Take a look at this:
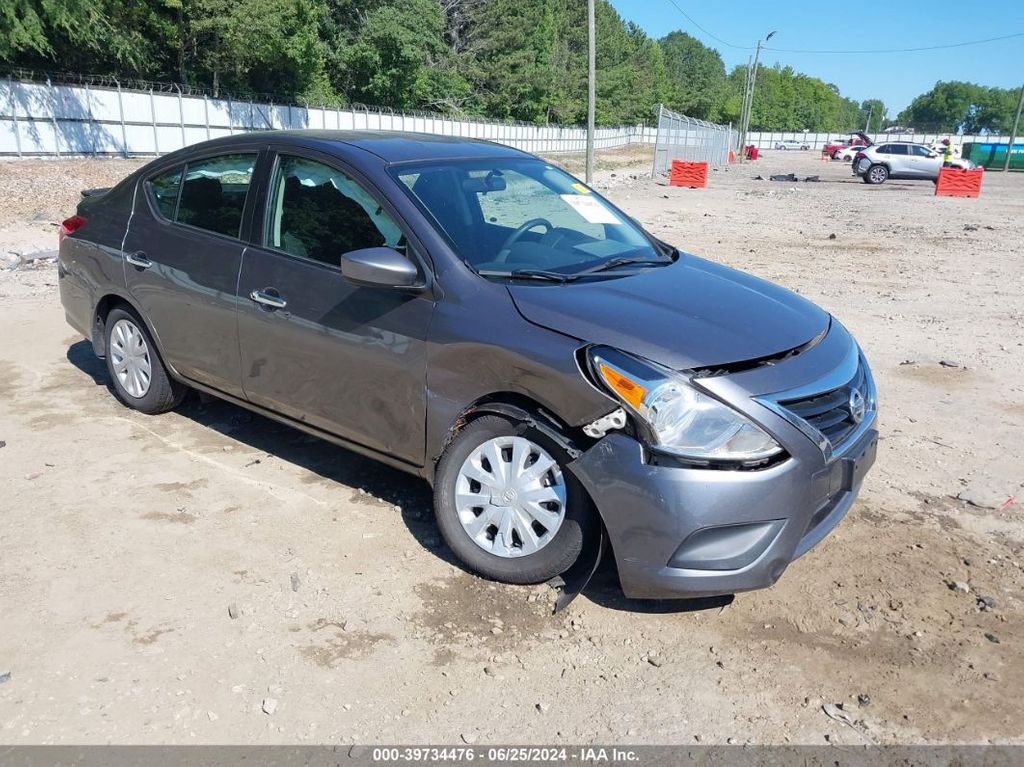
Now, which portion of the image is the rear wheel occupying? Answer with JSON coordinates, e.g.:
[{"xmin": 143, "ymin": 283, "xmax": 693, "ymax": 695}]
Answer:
[
  {"xmin": 434, "ymin": 415, "xmax": 594, "ymax": 584},
  {"xmin": 104, "ymin": 306, "xmax": 185, "ymax": 414},
  {"xmin": 864, "ymin": 164, "xmax": 889, "ymax": 184}
]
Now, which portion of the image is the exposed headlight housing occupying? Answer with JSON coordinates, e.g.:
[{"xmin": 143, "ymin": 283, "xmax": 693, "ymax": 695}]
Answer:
[{"xmin": 588, "ymin": 346, "xmax": 783, "ymax": 466}]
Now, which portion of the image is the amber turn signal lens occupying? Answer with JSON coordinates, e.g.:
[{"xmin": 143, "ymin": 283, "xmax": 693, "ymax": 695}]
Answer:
[{"xmin": 597, "ymin": 362, "xmax": 647, "ymax": 410}]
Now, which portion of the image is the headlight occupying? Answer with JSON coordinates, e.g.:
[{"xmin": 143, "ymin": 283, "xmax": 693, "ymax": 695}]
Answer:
[{"xmin": 588, "ymin": 347, "xmax": 783, "ymax": 464}]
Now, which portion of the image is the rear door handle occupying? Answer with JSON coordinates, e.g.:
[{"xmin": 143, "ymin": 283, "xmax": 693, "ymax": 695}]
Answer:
[
  {"xmin": 249, "ymin": 288, "xmax": 287, "ymax": 310},
  {"xmin": 125, "ymin": 251, "xmax": 152, "ymax": 269}
]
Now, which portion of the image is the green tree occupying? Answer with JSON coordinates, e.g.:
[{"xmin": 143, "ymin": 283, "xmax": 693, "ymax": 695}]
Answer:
[
  {"xmin": 185, "ymin": 0, "xmax": 330, "ymax": 100},
  {"xmin": 722, "ymin": 63, "xmax": 879, "ymax": 132},
  {"xmin": 1, "ymin": 0, "xmax": 168, "ymax": 73},
  {"xmin": 458, "ymin": 0, "xmax": 579, "ymax": 122},
  {"xmin": 658, "ymin": 31, "xmax": 726, "ymax": 120},
  {"xmin": 332, "ymin": 0, "xmax": 467, "ymax": 110},
  {"xmin": 859, "ymin": 99, "xmax": 887, "ymax": 132},
  {"xmin": 898, "ymin": 81, "xmax": 1019, "ymax": 133}
]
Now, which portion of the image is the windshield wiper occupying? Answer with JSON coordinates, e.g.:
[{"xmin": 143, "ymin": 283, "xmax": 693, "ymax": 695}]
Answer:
[
  {"xmin": 574, "ymin": 255, "xmax": 673, "ymax": 276},
  {"xmin": 477, "ymin": 268, "xmax": 578, "ymax": 283}
]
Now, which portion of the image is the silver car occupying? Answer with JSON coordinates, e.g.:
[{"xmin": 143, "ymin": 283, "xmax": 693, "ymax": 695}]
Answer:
[
  {"xmin": 853, "ymin": 142, "xmax": 972, "ymax": 184},
  {"xmin": 775, "ymin": 139, "xmax": 810, "ymax": 150}
]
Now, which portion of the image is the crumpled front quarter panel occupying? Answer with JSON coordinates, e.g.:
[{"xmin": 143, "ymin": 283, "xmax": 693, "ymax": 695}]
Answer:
[{"xmin": 423, "ymin": 278, "xmax": 616, "ymax": 477}]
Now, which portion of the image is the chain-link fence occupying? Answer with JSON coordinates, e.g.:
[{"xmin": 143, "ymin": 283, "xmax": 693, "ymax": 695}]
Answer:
[{"xmin": 651, "ymin": 104, "xmax": 736, "ymax": 177}]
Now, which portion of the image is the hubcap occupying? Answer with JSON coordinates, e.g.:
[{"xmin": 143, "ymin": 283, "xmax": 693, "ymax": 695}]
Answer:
[
  {"xmin": 109, "ymin": 318, "xmax": 152, "ymax": 398},
  {"xmin": 454, "ymin": 436, "xmax": 567, "ymax": 558},
  {"xmin": 870, "ymin": 167, "xmax": 886, "ymax": 182}
]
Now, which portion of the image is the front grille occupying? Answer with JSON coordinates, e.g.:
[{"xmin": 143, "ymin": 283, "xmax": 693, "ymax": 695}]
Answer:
[{"xmin": 779, "ymin": 364, "xmax": 868, "ymax": 449}]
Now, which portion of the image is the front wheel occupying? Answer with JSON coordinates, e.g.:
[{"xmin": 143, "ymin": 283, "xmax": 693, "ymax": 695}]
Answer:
[
  {"xmin": 433, "ymin": 415, "xmax": 595, "ymax": 584},
  {"xmin": 865, "ymin": 164, "xmax": 889, "ymax": 184}
]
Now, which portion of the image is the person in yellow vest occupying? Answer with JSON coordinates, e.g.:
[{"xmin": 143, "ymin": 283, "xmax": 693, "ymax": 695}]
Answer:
[{"xmin": 942, "ymin": 138, "xmax": 955, "ymax": 167}]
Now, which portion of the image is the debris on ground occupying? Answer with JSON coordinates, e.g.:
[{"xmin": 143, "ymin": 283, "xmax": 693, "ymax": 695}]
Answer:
[
  {"xmin": 228, "ymin": 603, "xmax": 239, "ymax": 619},
  {"xmin": 939, "ymin": 360, "xmax": 961, "ymax": 368},
  {"xmin": 821, "ymin": 703, "xmax": 873, "ymax": 743},
  {"xmin": 262, "ymin": 698, "xmax": 278, "ymax": 715},
  {"xmin": 290, "ymin": 572, "xmax": 301, "ymax": 592},
  {"xmin": 977, "ymin": 596, "xmax": 996, "ymax": 611},
  {"xmin": 0, "ymin": 671, "xmax": 10, "ymax": 684},
  {"xmin": 957, "ymin": 473, "xmax": 1020, "ymax": 510}
]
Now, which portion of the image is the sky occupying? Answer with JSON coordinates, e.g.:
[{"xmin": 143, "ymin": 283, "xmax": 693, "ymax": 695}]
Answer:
[{"xmin": 608, "ymin": 0, "xmax": 1024, "ymax": 116}]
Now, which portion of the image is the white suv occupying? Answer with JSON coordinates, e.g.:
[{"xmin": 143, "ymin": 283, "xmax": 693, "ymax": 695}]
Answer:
[{"xmin": 852, "ymin": 142, "xmax": 974, "ymax": 184}]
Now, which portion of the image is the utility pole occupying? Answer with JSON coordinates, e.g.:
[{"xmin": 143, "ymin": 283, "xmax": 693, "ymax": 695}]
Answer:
[
  {"xmin": 739, "ymin": 31, "xmax": 775, "ymax": 161},
  {"xmin": 586, "ymin": 0, "xmax": 595, "ymax": 184},
  {"xmin": 1004, "ymin": 82, "xmax": 1023, "ymax": 172},
  {"xmin": 864, "ymin": 104, "xmax": 873, "ymax": 133},
  {"xmin": 738, "ymin": 55, "xmax": 753, "ymax": 158}
]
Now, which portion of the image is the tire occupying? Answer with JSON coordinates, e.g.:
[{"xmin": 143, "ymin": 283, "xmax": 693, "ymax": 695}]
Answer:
[
  {"xmin": 865, "ymin": 164, "xmax": 889, "ymax": 185},
  {"xmin": 103, "ymin": 305, "xmax": 185, "ymax": 414},
  {"xmin": 434, "ymin": 415, "xmax": 595, "ymax": 584}
]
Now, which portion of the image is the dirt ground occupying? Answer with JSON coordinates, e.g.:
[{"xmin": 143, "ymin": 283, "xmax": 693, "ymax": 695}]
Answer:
[{"xmin": 1, "ymin": 148, "xmax": 1022, "ymax": 746}]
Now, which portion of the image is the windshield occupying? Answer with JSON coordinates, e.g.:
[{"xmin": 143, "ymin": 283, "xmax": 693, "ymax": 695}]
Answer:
[{"xmin": 392, "ymin": 159, "xmax": 665, "ymax": 278}]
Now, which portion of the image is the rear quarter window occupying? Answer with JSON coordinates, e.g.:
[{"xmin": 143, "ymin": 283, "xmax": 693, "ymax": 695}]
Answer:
[{"xmin": 147, "ymin": 165, "xmax": 183, "ymax": 220}]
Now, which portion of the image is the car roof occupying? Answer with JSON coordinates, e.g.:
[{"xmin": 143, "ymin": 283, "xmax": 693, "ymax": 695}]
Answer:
[{"xmin": 165, "ymin": 129, "xmax": 530, "ymax": 165}]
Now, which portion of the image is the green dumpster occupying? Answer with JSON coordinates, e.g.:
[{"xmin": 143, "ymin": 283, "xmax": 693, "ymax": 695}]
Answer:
[{"xmin": 963, "ymin": 142, "xmax": 1024, "ymax": 170}]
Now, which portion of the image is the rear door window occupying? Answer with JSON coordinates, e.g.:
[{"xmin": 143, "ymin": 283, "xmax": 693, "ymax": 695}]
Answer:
[
  {"xmin": 888, "ymin": 145, "xmax": 909, "ymax": 156},
  {"xmin": 176, "ymin": 154, "xmax": 256, "ymax": 238}
]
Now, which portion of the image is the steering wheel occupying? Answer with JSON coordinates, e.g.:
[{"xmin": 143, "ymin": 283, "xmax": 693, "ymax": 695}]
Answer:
[{"xmin": 496, "ymin": 218, "xmax": 553, "ymax": 263}]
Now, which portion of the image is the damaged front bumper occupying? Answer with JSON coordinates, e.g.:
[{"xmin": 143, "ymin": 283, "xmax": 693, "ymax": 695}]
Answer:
[
  {"xmin": 569, "ymin": 427, "xmax": 876, "ymax": 599},
  {"xmin": 568, "ymin": 322, "xmax": 878, "ymax": 600}
]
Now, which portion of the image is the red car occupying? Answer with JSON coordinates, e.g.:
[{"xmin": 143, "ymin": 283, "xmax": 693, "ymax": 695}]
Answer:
[{"xmin": 822, "ymin": 131, "xmax": 872, "ymax": 159}]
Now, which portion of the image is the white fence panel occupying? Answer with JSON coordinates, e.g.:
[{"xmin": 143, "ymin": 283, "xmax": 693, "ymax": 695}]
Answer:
[
  {"xmin": 0, "ymin": 76, "xmax": 663, "ymax": 158},
  {"xmin": 747, "ymin": 131, "xmax": 1010, "ymax": 151}
]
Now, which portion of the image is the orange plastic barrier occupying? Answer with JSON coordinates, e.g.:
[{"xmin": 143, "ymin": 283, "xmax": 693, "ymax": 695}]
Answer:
[
  {"xmin": 728, "ymin": 150, "xmax": 736, "ymax": 163},
  {"xmin": 669, "ymin": 160, "xmax": 709, "ymax": 188},
  {"xmin": 935, "ymin": 167, "xmax": 984, "ymax": 198}
]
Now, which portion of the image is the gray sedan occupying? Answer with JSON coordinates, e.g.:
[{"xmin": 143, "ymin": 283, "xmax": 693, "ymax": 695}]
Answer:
[{"xmin": 58, "ymin": 131, "xmax": 877, "ymax": 603}]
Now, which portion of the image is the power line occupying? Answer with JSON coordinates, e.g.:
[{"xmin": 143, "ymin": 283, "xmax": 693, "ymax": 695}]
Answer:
[
  {"xmin": 662, "ymin": 0, "xmax": 752, "ymax": 50},
  {"xmin": 659, "ymin": 2, "xmax": 1023, "ymax": 56},
  {"xmin": 764, "ymin": 31, "xmax": 1024, "ymax": 54}
]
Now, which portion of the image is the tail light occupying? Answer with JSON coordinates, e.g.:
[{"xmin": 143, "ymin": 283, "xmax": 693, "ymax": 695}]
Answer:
[
  {"xmin": 59, "ymin": 215, "xmax": 87, "ymax": 244},
  {"xmin": 854, "ymin": 152, "xmax": 866, "ymax": 162}
]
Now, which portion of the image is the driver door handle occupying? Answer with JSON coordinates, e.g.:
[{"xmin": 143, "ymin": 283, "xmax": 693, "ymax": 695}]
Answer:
[
  {"xmin": 125, "ymin": 251, "xmax": 152, "ymax": 269},
  {"xmin": 249, "ymin": 288, "xmax": 287, "ymax": 310}
]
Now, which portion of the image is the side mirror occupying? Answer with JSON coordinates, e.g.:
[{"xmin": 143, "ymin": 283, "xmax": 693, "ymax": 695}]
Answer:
[{"xmin": 340, "ymin": 247, "xmax": 420, "ymax": 289}]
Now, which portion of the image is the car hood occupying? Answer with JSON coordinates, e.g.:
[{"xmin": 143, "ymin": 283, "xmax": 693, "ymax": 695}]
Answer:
[{"xmin": 507, "ymin": 254, "xmax": 830, "ymax": 370}]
